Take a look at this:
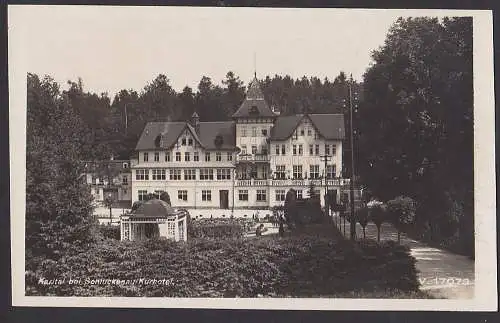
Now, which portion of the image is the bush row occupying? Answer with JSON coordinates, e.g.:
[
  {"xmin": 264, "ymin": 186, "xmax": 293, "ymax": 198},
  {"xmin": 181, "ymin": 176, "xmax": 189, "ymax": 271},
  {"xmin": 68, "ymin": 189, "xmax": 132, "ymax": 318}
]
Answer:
[
  {"xmin": 26, "ymin": 224, "xmax": 419, "ymax": 297},
  {"xmin": 188, "ymin": 222, "xmax": 245, "ymax": 239}
]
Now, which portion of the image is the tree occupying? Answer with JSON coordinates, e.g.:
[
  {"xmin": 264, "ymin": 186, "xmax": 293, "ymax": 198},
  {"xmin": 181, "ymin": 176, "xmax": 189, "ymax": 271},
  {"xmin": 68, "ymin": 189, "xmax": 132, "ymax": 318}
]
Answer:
[
  {"xmin": 103, "ymin": 193, "xmax": 116, "ymax": 225},
  {"xmin": 358, "ymin": 17, "xmax": 473, "ymax": 251},
  {"xmin": 368, "ymin": 202, "xmax": 386, "ymax": 243},
  {"xmin": 26, "ymin": 73, "xmax": 96, "ymax": 262},
  {"xmin": 355, "ymin": 207, "xmax": 369, "ymax": 239},
  {"xmin": 159, "ymin": 192, "xmax": 171, "ymax": 205},
  {"xmin": 387, "ymin": 196, "xmax": 417, "ymax": 243},
  {"xmin": 284, "ymin": 188, "xmax": 298, "ymax": 229}
]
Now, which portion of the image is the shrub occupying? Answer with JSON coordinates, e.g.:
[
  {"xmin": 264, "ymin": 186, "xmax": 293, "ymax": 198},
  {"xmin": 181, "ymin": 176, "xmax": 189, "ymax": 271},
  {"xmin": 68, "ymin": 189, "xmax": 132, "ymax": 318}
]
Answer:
[
  {"xmin": 189, "ymin": 221, "xmax": 244, "ymax": 239},
  {"xmin": 368, "ymin": 201, "xmax": 386, "ymax": 242},
  {"xmin": 97, "ymin": 224, "xmax": 120, "ymax": 240},
  {"xmin": 355, "ymin": 207, "xmax": 369, "ymax": 239},
  {"xmin": 387, "ymin": 196, "xmax": 416, "ymax": 242}
]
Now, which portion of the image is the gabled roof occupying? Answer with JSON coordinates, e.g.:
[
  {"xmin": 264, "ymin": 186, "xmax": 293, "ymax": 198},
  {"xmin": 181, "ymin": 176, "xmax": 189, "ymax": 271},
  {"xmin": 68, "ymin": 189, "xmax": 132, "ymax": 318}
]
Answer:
[
  {"xmin": 270, "ymin": 114, "xmax": 345, "ymax": 141},
  {"xmin": 135, "ymin": 121, "xmax": 236, "ymax": 151},
  {"xmin": 232, "ymin": 76, "xmax": 277, "ymax": 118}
]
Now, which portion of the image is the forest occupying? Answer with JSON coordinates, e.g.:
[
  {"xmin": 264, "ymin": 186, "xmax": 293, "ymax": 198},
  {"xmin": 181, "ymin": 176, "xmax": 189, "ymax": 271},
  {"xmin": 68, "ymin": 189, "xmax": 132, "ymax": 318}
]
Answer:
[{"xmin": 26, "ymin": 17, "xmax": 473, "ymax": 256}]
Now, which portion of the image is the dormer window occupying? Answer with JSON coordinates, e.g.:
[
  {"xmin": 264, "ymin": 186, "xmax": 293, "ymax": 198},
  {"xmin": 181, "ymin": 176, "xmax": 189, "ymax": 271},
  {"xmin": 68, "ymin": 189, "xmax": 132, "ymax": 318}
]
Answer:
[
  {"xmin": 181, "ymin": 138, "xmax": 187, "ymax": 146},
  {"xmin": 249, "ymin": 105, "xmax": 259, "ymax": 115},
  {"xmin": 123, "ymin": 163, "xmax": 128, "ymax": 169}
]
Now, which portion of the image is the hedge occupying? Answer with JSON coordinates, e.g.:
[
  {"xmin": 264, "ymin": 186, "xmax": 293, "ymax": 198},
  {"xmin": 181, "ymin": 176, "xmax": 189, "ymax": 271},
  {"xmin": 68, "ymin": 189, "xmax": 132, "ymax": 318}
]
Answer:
[
  {"xmin": 188, "ymin": 221, "xmax": 244, "ymax": 239},
  {"xmin": 26, "ymin": 224, "xmax": 420, "ymax": 297}
]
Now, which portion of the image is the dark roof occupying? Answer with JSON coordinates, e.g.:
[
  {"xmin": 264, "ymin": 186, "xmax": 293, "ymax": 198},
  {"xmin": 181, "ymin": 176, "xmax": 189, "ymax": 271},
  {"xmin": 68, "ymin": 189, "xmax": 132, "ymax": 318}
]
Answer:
[
  {"xmin": 131, "ymin": 199, "xmax": 176, "ymax": 218},
  {"xmin": 232, "ymin": 77, "xmax": 277, "ymax": 118},
  {"xmin": 270, "ymin": 114, "xmax": 345, "ymax": 141},
  {"xmin": 135, "ymin": 121, "xmax": 236, "ymax": 151}
]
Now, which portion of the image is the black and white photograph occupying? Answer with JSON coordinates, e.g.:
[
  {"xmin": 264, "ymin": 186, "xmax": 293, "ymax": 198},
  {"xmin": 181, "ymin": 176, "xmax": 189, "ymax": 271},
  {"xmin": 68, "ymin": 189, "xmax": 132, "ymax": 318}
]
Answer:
[{"xmin": 8, "ymin": 5, "xmax": 496, "ymax": 310}]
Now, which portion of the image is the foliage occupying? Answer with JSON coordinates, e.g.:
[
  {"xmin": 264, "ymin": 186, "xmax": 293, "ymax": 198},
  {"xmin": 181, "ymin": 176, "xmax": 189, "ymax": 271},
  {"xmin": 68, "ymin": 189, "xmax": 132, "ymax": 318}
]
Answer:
[
  {"xmin": 26, "ymin": 225, "xmax": 419, "ymax": 297},
  {"xmin": 368, "ymin": 202, "xmax": 387, "ymax": 242},
  {"xmin": 189, "ymin": 221, "xmax": 245, "ymax": 239},
  {"xmin": 358, "ymin": 17, "xmax": 473, "ymax": 253},
  {"xmin": 355, "ymin": 207, "xmax": 370, "ymax": 239},
  {"xmin": 26, "ymin": 73, "xmax": 97, "ymax": 261},
  {"xmin": 284, "ymin": 188, "xmax": 298, "ymax": 228},
  {"xmin": 387, "ymin": 196, "xmax": 417, "ymax": 228},
  {"xmin": 97, "ymin": 224, "xmax": 121, "ymax": 240},
  {"xmin": 159, "ymin": 191, "xmax": 171, "ymax": 205}
]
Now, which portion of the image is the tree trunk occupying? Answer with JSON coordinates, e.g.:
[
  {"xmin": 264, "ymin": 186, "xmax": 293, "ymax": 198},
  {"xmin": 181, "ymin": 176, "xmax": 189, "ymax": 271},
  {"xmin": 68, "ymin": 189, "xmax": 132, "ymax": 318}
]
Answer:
[
  {"xmin": 397, "ymin": 230, "xmax": 401, "ymax": 243},
  {"xmin": 363, "ymin": 227, "xmax": 366, "ymax": 239},
  {"xmin": 377, "ymin": 226, "xmax": 381, "ymax": 242},
  {"xmin": 109, "ymin": 207, "xmax": 112, "ymax": 225}
]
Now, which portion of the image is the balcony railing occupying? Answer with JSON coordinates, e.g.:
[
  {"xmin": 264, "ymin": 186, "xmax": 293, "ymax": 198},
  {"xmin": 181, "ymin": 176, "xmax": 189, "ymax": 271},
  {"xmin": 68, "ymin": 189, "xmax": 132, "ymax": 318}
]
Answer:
[
  {"xmin": 235, "ymin": 178, "xmax": 350, "ymax": 187},
  {"xmin": 236, "ymin": 154, "xmax": 270, "ymax": 163}
]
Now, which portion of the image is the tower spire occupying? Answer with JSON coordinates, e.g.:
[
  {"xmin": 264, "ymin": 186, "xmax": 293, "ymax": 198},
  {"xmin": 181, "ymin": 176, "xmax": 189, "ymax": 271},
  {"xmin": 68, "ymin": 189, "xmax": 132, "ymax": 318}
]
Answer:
[{"xmin": 253, "ymin": 52, "xmax": 257, "ymax": 78}]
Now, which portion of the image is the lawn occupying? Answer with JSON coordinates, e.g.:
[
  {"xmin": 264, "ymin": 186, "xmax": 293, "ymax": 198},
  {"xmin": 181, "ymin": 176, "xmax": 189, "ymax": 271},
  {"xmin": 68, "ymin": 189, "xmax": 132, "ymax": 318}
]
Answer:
[{"xmin": 26, "ymin": 221, "xmax": 428, "ymax": 298}]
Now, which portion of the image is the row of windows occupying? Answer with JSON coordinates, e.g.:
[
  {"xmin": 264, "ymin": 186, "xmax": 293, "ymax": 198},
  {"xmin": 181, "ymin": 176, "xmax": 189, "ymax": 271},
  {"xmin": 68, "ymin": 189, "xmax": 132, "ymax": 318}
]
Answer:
[
  {"xmin": 137, "ymin": 189, "xmax": 319, "ymax": 203},
  {"xmin": 274, "ymin": 165, "xmax": 336, "ymax": 179},
  {"xmin": 143, "ymin": 151, "xmax": 233, "ymax": 162},
  {"xmin": 240, "ymin": 145, "xmax": 268, "ymax": 155},
  {"xmin": 135, "ymin": 168, "xmax": 233, "ymax": 181},
  {"xmin": 240, "ymin": 127, "xmax": 269, "ymax": 137},
  {"xmin": 281, "ymin": 144, "xmax": 336, "ymax": 156}
]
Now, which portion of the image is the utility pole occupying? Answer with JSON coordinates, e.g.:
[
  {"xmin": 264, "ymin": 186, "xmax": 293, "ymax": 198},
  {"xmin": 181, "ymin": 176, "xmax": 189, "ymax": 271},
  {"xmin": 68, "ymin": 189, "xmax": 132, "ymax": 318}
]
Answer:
[
  {"xmin": 320, "ymin": 154, "xmax": 332, "ymax": 211},
  {"xmin": 348, "ymin": 75, "xmax": 357, "ymax": 241}
]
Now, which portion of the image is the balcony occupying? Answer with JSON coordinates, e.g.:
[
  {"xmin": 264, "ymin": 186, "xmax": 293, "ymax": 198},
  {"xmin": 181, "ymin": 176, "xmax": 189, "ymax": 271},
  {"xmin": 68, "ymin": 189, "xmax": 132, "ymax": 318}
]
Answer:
[
  {"xmin": 235, "ymin": 178, "xmax": 350, "ymax": 187},
  {"xmin": 236, "ymin": 154, "xmax": 270, "ymax": 163}
]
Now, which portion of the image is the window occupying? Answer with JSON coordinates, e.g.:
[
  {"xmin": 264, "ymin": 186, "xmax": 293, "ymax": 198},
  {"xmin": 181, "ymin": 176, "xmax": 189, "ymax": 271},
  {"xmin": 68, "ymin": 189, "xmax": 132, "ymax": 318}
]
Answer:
[
  {"xmin": 185, "ymin": 152, "xmax": 190, "ymax": 162},
  {"xmin": 262, "ymin": 128, "xmax": 268, "ymax": 136},
  {"xmin": 307, "ymin": 128, "xmax": 312, "ymax": 136},
  {"xmin": 152, "ymin": 169, "xmax": 166, "ymax": 180},
  {"xmin": 178, "ymin": 190, "xmax": 188, "ymax": 201},
  {"xmin": 217, "ymin": 169, "xmax": 231, "ymax": 180},
  {"xmin": 300, "ymin": 128, "xmax": 305, "ymax": 136},
  {"xmin": 181, "ymin": 138, "xmax": 186, "ymax": 146},
  {"xmin": 298, "ymin": 144, "xmax": 303, "ymax": 155},
  {"xmin": 241, "ymin": 145, "xmax": 247, "ymax": 154},
  {"xmin": 293, "ymin": 165, "xmax": 303, "ymax": 179},
  {"xmin": 143, "ymin": 152, "xmax": 149, "ymax": 162},
  {"xmin": 275, "ymin": 145, "xmax": 280, "ymax": 155},
  {"xmin": 169, "ymin": 169, "xmax": 181, "ymax": 180},
  {"xmin": 123, "ymin": 163, "xmax": 128, "ymax": 169},
  {"xmin": 184, "ymin": 169, "xmax": 196, "ymax": 180},
  {"xmin": 188, "ymin": 138, "xmax": 193, "ymax": 146},
  {"xmin": 136, "ymin": 169, "xmax": 149, "ymax": 180},
  {"xmin": 154, "ymin": 152, "xmax": 159, "ymax": 162},
  {"xmin": 325, "ymin": 144, "xmax": 330, "ymax": 156},
  {"xmin": 256, "ymin": 190, "xmax": 267, "ymax": 201},
  {"xmin": 252, "ymin": 145, "xmax": 257, "ymax": 154},
  {"xmin": 315, "ymin": 144, "xmax": 320, "ymax": 155},
  {"xmin": 293, "ymin": 145, "xmax": 297, "ymax": 155},
  {"xmin": 326, "ymin": 165, "xmax": 336, "ymax": 179},
  {"xmin": 122, "ymin": 176, "xmax": 128, "ymax": 185},
  {"xmin": 153, "ymin": 190, "xmax": 164, "ymax": 199},
  {"xmin": 309, "ymin": 144, "xmax": 313, "ymax": 155},
  {"xmin": 238, "ymin": 190, "xmax": 248, "ymax": 201},
  {"xmin": 275, "ymin": 190, "xmax": 286, "ymax": 202},
  {"xmin": 293, "ymin": 130, "xmax": 298, "ymax": 140},
  {"xmin": 314, "ymin": 132, "xmax": 320, "ymax": 140},
  {"xmin": 202, "ymin": 190, "xmax": 211, "ymax": 201},
  {"xmin": 168, "ymin": 221, "xmax": 175, "ymax": 237},
  {"xmin": 91, "ymin": 176, "xmax": 97, "ymax": 185},
  {"xmin": 165, "ymin": 151, "xmax": 170, "ymax": 162},
  {"xmin": 175, "ymin": 152, "xmax": 181, "ymax": 161},
  {"xmin": 241, "ymin": 127, "xmax": 247, "ymax": 137},
  {"xmin": 200, "ymin": 168, "xmax": 214, "ymax": 180},
  {"xmin": 252, "ymin": 127, "xmax": 257, "ymax": 137},
  {"xmin": 275, "ymin": 165, "xmax": 286, "ymax": 179},
  {"xmin": 194, "ymin": 152, "xmax": 199, "ymax": 161},
  {"xmin": 281, "ymin": 145, "xmax": 286, "ymax": 155},
  {"xmin": 123, "ymin": 188, "xmax": 128, "ymax": 195},
  {"xmin": 138, "ymin": 190, "xmax": 148, "ymax": 201},
  {"xmin": 205, "ymin": 152, "xmax": 211, "ymax": 162},
  {"xmin": 296, "ymin": 190, "xmax": 303, "ymax": 199},
  {"xmin": 332, "ymin": 145, "xmax": 337, "ymax": 156},
  {"xmin": 227, "ymin": 152, "xmax": 232, "ymax": 161},
  {"xmin": 216, "ymin": 152, "xmax": 222, "ymax": 161},
  {"xmin": 309, "ymin": 165, "xmax": 320, "ymax": 179}
]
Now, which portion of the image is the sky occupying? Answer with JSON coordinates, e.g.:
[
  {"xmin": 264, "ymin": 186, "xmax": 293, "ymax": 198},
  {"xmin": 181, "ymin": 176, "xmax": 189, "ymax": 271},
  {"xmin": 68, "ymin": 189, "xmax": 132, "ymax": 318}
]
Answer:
[{"xmin": 10, "ymin": 6, "xmax": 457, "ymax": 98}]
